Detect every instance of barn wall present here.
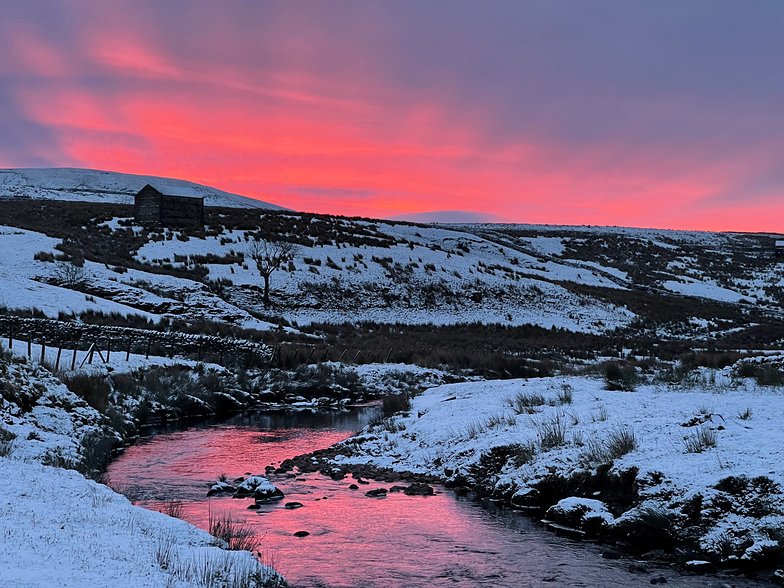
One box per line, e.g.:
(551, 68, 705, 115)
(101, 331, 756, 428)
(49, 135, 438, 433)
(160, 194, 204, 226)
(133, 185, 204, 226)
(134, 186, 162, 223)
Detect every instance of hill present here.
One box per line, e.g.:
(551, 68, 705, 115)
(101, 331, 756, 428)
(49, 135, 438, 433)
(0, 197, 782, 358)
(0, 168, 285, 209)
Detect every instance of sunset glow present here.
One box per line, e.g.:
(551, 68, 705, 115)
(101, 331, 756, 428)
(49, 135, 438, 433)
(2, 1, 784, 231)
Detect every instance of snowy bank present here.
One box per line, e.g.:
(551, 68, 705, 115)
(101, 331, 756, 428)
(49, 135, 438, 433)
(0, 459, 283, 588)
(329, 373, 784, 568)
(0, 352, 284, 587)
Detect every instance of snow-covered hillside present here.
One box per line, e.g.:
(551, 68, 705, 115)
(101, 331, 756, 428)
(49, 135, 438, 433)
(0, 168, 285, 209)
(0, 196, 782, 343)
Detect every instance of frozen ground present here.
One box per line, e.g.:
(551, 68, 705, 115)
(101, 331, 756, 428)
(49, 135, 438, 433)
(332, 366, 784, 563)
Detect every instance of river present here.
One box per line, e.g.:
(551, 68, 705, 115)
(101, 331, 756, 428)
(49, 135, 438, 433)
(106, 407, 767, 587)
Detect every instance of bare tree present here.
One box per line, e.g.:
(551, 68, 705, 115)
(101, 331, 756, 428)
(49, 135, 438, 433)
(52, 260, 88, 289)
(248, 238, 296, 304)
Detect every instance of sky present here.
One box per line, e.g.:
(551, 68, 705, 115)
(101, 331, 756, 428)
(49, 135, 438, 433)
(1, 1, 784, 231)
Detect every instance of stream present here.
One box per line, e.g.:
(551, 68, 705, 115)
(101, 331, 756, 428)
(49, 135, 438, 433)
(106, 407, 767, 587)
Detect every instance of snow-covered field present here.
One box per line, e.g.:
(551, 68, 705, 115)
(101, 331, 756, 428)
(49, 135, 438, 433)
(0, 351, 283, 587)
(332, 368, 784, 563)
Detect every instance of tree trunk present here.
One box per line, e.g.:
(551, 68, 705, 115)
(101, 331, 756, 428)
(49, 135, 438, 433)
(263, 274, 271, 304)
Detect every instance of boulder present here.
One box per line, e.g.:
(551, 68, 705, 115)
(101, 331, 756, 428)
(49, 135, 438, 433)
(284, 502, 304, 509)
(293, 531, 310, 537)
(207, 480, 236, 496)
(683, 560, 714, 574)
(544, 497, 614, 536)
(403, 483, 434, 496)
(365, 488, 388, 498)
(235, 475, 285, 501)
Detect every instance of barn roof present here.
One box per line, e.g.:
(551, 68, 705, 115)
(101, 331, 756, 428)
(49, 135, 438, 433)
(138, 184, 204, 201)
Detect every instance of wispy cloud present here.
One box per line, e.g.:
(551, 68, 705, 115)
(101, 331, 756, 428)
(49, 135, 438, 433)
(1, 1, 783, 230)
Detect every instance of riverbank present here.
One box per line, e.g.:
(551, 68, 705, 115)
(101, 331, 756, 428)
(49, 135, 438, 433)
(320, 370, 784, 580)
(0, 350, 285, 588)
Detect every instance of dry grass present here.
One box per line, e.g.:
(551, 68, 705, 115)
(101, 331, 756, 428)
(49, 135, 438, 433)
(684, 426, 718, 453)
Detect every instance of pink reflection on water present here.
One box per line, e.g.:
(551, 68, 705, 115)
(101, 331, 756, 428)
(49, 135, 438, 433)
(108, 412, 763, 588)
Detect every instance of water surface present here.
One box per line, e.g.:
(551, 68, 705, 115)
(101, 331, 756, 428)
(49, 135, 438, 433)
(107, 408, 766, 587)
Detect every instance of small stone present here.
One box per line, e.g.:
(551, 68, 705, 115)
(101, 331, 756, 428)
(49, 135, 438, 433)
(247, 503, 261, 510)
(650, 576, 668, 585)
(602, 550, 622, 560)
(293, 531, 310, 537)
(349, 484, 359, 490)
(770, 569, 784, 586)
(285, 502, 304, 510)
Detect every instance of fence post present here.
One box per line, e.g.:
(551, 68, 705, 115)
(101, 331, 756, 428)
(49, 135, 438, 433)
(71, 344, 78, 371)
(126, 338, 132, 361)
(7, 325, 12, 350)
(40, 337, 46, 364)
(305, 348, 315, 364)
(385, 348, 393, 363)
(106, 339, 112, 363)
(145, 338, 151, 359)
(27, 335, 32, 358)
(55, 346, 62, 371)
(338, 349, 348, 362)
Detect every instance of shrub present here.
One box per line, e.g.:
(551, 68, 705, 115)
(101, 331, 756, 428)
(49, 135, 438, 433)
(485, 412, 516, 428)
(684, 426, 717, 453)
(735, 362, 784, 386)
(0, 425, 14, 457)
(603, 362, 638, 391)
(62, 373, 110, 413)
(33, 250, 55, 262)
(556, 383, 573, 405)
(606, 427, 637, 459)
(508, 391, 546, 414)
(161, 500, 185, 520)
(738, 407, 753, 420)
(80, 429, 118, 478)
(379, 393, 411, 418)
(465, 420, 488, 440)
(537, 415, 567, 450)
(208, 510, 258, 552)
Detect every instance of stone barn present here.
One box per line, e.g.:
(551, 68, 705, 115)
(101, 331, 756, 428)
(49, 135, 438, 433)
(133, 184, 205, 226)
(776, 239, 784, 258)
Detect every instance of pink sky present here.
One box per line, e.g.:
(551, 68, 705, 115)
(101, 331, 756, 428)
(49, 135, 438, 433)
(2, 2, 784, 231)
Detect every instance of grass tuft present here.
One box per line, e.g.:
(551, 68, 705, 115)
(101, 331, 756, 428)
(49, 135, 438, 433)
(684, 426, 717, 453)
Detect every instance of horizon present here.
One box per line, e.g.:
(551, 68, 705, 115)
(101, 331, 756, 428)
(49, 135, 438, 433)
(2, 2, 784, 232)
